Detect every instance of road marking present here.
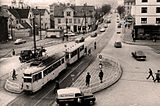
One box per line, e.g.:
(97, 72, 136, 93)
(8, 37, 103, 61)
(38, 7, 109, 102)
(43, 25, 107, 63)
(33, 61, 83, 106)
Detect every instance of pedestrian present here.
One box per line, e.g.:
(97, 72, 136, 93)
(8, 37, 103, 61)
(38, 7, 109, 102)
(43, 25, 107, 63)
(12, 69, 17, 80)
(99, 70, 104, 83)
(146, 68, 154, 80)
(12, 49, 15, 56)
(94, 42, 96, 49)
(54, 80, 60, 93)
(86, 72, 91, 87)
(154, 70, 160, 83)
(66, 35, 68, 41)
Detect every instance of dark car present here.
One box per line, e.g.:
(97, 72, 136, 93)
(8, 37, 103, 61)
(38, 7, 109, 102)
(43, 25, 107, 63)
(114, 41, 122, 48)
(19, 50, 34, 62)
(131, 50, 146, 61)
(91, 33, 97, 37)
(75, 37, 85, 43)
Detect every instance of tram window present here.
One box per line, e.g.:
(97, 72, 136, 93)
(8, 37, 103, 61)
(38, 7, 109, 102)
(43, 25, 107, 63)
(43, 69, 49, 77)
(61, 58, 65, 64)
(71, 50, 77, 58)
(33, 72, 42, 82)
(24, 74, 31, 77)
(80, 45, 84, 51)
(65, 53, 69, 59)
(24, 78, 32, 83)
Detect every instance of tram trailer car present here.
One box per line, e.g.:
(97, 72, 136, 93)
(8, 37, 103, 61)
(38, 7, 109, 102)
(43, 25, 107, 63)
(23, 52, 67, 92)
(65, 43, 85, 65)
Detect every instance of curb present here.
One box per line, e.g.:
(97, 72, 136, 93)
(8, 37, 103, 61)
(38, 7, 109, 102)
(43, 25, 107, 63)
(73, 55, 123, 94)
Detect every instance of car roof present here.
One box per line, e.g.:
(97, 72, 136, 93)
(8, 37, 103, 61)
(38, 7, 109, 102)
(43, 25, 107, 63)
(57, 87, 81, 95)
(136, 51, 145, 55)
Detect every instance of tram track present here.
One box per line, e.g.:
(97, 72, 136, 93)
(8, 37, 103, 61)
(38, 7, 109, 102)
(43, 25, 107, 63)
(7, 14, 117, 106)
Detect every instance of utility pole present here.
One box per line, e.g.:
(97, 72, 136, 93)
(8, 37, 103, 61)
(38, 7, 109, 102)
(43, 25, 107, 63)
(33, 17, 37, 55)
(39, 10, 42, 40)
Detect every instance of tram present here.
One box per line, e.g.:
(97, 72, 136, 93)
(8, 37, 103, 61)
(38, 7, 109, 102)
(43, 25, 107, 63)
(23, 52, 67, 92)
(65, 42, 85, 64)
(23, 42, 85, 92)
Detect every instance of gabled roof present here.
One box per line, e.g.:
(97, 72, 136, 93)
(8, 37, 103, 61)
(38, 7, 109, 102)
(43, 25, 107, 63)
(8, 8, 30, 19)
(54, 5, 95, 17)
(32, 9, 49, 16)
(20, 21, 32, 29)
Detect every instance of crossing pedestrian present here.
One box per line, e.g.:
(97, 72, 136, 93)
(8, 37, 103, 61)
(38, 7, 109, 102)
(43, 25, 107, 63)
(86, 72, 91, 87)
(12, 69, 17, 80)
(99, 70, 104, 83)
(12, 49, 15, 56)
(146, 68, 154, 80)
(54, 80, 60, 93)
(154, 70, 160, 83)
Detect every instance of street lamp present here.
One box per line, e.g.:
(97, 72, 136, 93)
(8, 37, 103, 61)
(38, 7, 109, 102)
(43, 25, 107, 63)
(33, 17, 37, 55)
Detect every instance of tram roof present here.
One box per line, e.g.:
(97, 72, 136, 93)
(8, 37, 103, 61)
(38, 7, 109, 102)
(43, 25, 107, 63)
(24, 52, 65, 74)
(65, 42, 84, 53)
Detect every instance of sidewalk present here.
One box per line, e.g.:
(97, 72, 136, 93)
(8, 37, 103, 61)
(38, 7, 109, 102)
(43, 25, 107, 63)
(122, 27, 160, 54)
(71, 55, 122, 93)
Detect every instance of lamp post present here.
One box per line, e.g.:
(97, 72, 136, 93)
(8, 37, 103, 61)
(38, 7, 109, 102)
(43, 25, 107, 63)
(39, 10, 42, 40)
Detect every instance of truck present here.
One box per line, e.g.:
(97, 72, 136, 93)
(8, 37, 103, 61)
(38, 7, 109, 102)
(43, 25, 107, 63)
(56, 87, 96, 106)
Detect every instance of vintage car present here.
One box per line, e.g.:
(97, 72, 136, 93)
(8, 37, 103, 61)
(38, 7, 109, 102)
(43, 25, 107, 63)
(131, 50, 146, 61)
(91, 33, 97, 37)
(56, 87, 96, 106)
(75, 37, 85, 43)
(14, 39, 26, 45)
(114, 41, 122, 48)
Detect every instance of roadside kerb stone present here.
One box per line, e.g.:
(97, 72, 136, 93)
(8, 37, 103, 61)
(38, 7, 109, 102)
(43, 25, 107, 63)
(71, 55, 122, 94)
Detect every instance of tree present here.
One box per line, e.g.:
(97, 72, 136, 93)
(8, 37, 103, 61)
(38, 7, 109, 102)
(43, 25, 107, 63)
(101, 4, 111, 15)
(117, 5, 125, 18)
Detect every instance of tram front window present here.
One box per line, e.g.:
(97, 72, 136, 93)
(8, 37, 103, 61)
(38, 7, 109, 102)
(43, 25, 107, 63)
(24, 78, 32, 83)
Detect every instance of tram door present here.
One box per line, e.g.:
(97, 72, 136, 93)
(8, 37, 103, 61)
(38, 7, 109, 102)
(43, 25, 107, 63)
(77, 48, 80, 59)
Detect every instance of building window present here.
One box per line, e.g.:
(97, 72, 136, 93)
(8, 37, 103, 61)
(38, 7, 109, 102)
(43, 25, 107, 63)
(156, 18, 160, 24)
(141, 7, 147, 13)
(74, 19, 76, 24)
(58, 19, 61, 24)
(157, 0, 160, 2)
(142, 0, 148, 2)
(78, 19, 81, 23)
(156, 7, 160, 13)
(67, 11, 71, 16)
(141, 18, 147, 24)
(69, 19, 72, 23)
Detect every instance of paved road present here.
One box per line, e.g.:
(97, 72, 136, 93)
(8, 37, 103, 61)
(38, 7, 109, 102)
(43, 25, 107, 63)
(94, 13, 160, 106)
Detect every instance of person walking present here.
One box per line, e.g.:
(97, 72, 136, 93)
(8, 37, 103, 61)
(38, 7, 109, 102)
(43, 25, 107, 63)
(154, 70, 160, 83)
(86, 72, 91, 87)
(54, 80, 60, 93)
(12, 49, 15, 56)
(99, 70, 104, 83)
(146, 68, 154, 80)
(12, 69, 17, 80)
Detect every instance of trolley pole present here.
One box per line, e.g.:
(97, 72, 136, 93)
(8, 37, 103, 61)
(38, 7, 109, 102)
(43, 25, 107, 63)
(39, 11, 42, 40)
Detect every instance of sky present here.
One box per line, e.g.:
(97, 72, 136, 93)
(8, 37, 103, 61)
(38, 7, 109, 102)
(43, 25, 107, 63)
(0, 0, 124, 8)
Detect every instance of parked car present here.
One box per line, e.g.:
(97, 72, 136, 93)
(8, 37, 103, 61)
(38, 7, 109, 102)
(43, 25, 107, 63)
(117, 23, 121, 28)
(64, 32, 76, 36)
(75, 37, 85, 43)
(91, 33, 97, 37)
(14, 39, 26, 45)
(56, 87, 96, 106)
(104, 24, 108, 28)
(100, 28, 105, 32)
(114, 41, 122, 48)
(131, 50, 146, 61)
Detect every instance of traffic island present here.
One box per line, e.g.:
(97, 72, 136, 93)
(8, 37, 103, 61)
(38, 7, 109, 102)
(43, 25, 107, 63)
(71, 55, 122, 93)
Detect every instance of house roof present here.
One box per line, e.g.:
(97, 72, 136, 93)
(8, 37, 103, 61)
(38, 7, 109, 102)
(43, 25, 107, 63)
(32, 9, 49, 16)
(54, 5, 95, 17)
(8, 8, 30, 19)
(20, 21, 32, 29)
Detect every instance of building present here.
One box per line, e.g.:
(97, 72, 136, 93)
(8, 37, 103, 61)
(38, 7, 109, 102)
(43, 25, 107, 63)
(53, 4, 95, 33)
(32, 8, 50, 30)
(131, 0, 160, 39)
(124, 0, 135, 16)
(0, 6, 9, 42)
